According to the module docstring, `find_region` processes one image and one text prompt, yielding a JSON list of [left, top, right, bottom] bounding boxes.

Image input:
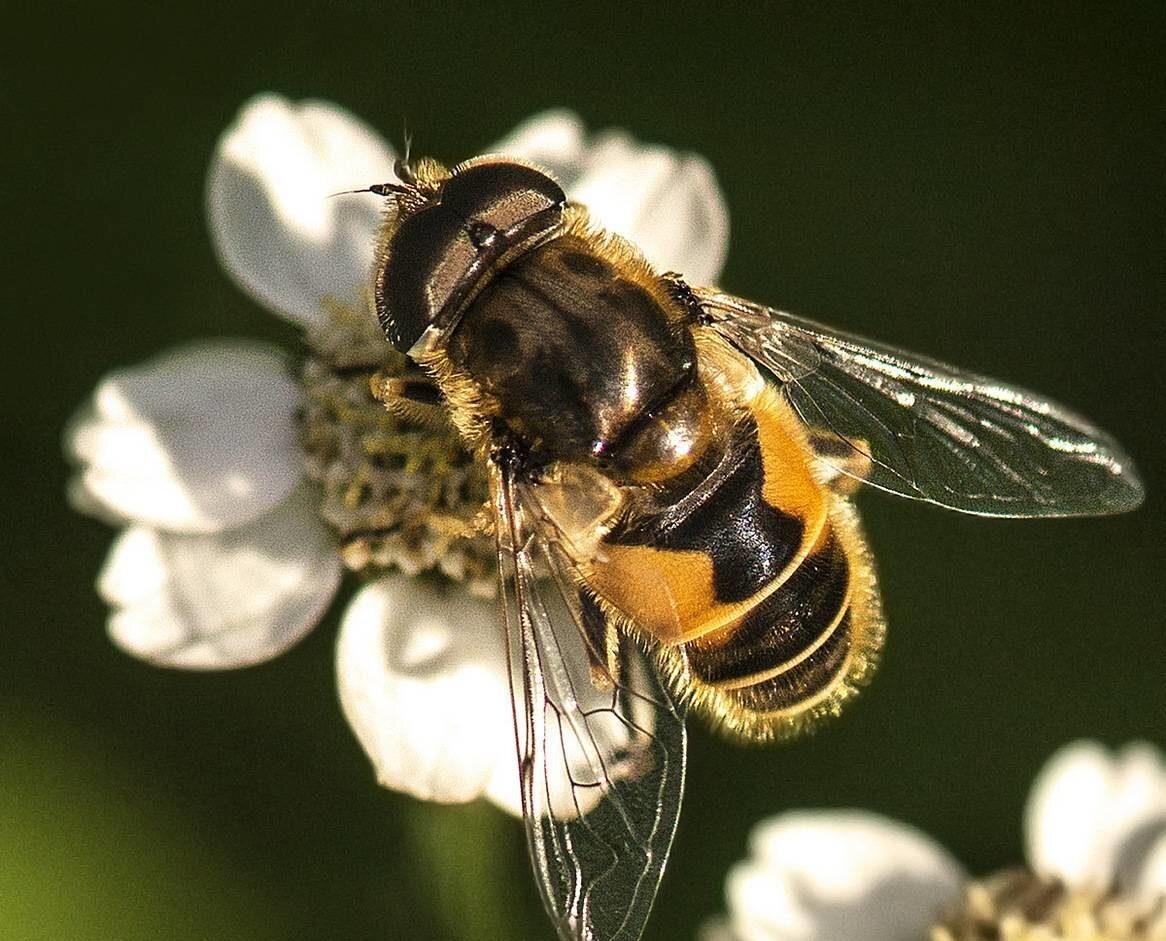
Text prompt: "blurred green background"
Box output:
[[4, 4, 1163, 939]]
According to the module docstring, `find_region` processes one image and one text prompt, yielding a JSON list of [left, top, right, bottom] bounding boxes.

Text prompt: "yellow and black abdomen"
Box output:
[[682, 499, 880, 741], [588, 385, 884, 741]]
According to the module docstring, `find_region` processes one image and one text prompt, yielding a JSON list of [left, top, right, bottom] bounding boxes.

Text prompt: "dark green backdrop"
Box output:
[[4, 4, 1163, 939]]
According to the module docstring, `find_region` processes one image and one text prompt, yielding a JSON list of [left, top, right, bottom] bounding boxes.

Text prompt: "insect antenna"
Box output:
[[392, 118, 418, 185], [326, 182, 411, 199]]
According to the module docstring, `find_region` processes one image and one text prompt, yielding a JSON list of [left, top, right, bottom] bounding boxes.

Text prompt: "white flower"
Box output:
[[65, 93, 730, 812], [1023, 740, 1166, 917], [703, 741, 1166, 941]]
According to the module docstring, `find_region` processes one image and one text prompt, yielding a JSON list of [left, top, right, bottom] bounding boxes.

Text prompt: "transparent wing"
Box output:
[[699, 290, 1144, 517], [490, 459, 687, 941]]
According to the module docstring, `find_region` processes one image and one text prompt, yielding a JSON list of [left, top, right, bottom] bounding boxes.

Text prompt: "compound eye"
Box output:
[[376, 204, 476, 352], [443, 161, 565, 233], [375, 161, 566, 354]]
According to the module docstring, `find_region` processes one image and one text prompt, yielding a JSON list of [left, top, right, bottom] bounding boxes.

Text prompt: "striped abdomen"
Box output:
[[588, 385, 884, 740]]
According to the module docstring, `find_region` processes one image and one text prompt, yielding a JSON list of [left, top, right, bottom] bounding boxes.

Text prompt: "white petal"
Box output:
[[1025, 740, 1166, 890], [492, 112, 730, 285], [697, 918, 741, 941], [98, 485, 341, 669], [207, 94, 396, 328], [336, 575, 515, 805], [1135, 832, 1166, 901], [724, 810, 965, 941], [66, 342, 303, 534], [488, 109, 588, 186], [568, 131, 729, 285]]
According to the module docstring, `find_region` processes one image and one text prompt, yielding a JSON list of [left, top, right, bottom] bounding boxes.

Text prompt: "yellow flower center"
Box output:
[[933, 869, 1166, 941], [300, 301, 494, 596]]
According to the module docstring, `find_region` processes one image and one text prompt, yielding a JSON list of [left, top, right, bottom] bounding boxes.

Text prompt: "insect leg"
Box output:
[[371, 368, 450, 427]]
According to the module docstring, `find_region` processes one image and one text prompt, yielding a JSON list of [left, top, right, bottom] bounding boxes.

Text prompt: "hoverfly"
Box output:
[[363, 155, 1143, 941]]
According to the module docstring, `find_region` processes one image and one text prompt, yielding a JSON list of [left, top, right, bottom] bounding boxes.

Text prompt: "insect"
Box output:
[[364, 155, 1143, 941]]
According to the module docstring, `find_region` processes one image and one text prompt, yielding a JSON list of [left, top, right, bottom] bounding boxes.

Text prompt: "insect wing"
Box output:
[[699, 291, 1144, 517], [491, 461, 687, 941]]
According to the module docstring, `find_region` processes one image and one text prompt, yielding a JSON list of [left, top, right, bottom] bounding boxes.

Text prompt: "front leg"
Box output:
[[371, 367, 450, 428]]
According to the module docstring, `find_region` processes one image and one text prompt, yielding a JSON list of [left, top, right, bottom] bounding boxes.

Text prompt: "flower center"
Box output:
[[300, 300, 494, 596], [932, 869, 1166, 941]]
